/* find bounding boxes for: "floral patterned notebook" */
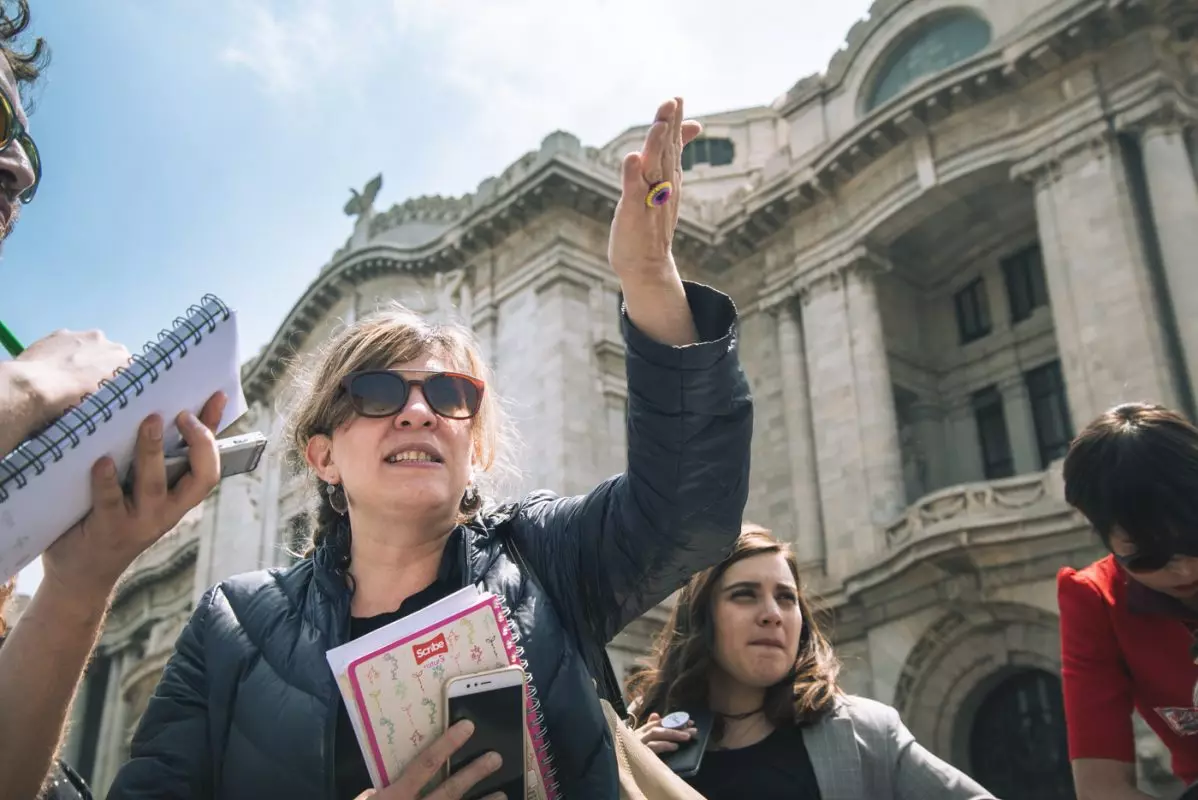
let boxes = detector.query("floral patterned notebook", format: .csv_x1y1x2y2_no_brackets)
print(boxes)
326,587,557,800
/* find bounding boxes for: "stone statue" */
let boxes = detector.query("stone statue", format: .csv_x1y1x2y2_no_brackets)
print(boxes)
344,174,382,248
344,173,383,220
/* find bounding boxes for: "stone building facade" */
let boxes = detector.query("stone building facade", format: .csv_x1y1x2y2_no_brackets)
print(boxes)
60,0,1198,796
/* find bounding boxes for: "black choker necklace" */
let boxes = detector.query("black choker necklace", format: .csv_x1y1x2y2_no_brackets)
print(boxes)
719,706,764,721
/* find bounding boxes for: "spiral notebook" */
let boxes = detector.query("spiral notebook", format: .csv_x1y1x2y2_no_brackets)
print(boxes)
0,294,247,582
326,586,559,800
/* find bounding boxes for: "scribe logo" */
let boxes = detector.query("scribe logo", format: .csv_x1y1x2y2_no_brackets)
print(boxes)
413,633,448,665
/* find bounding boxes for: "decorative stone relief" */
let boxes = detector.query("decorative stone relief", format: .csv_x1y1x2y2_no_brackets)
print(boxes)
885,469,1058,547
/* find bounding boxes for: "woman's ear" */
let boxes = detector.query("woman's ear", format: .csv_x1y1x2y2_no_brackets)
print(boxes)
305,434,339,485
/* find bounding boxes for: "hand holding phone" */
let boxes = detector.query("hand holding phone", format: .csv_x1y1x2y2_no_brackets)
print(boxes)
120,431,267,495
637,709,713,778
356,719,505,800
442,666,527,800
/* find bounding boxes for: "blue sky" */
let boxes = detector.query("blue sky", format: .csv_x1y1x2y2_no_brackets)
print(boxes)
10,0,872,594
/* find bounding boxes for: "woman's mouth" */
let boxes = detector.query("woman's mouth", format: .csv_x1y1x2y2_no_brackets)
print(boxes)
383,446,444,467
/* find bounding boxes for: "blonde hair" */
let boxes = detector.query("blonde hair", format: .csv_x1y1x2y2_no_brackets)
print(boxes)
283,304,513,562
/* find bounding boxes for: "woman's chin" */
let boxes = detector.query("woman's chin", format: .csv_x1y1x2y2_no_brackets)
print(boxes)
361,480,459,519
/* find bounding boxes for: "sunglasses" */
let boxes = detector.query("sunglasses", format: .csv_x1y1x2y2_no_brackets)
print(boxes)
0,86,39,204
1113,546,1198,574
340,370,484,420
1113,551,1175,573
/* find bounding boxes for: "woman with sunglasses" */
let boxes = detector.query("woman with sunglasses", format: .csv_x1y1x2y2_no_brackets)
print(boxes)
626,523,996,800
107,97,753,800
1059,403,1198,800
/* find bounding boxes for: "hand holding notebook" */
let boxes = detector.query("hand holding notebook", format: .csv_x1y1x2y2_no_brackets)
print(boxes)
0,294,249,583
38,391,227,605
327,586,557,800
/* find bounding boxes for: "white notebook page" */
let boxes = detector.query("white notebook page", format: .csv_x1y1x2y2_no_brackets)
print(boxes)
0,297,248,582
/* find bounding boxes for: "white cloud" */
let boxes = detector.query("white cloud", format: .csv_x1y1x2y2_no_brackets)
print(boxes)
222,0,874,152
219,0,391,96
391,1,874,154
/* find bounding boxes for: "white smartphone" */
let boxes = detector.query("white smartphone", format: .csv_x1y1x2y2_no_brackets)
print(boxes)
122,431,268,493
442,665,527,800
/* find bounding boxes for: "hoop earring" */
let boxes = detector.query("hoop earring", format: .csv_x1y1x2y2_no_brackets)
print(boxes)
461,483,481,514
327,482,349,515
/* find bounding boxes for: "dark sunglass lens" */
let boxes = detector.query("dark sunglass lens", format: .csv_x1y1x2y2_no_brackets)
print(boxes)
17,134,38,203
425,375,480,418
0,92,13,149
348,372,408,417
1122,551,1171,573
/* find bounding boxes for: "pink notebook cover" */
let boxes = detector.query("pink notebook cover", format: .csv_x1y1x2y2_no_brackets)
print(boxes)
346,594,557,799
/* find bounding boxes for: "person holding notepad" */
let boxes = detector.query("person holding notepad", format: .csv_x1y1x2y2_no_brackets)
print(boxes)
0,4,228,800
107,96,754,800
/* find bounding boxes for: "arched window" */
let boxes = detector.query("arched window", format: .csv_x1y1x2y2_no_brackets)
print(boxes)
681,138,735,171
865,10,991,111
968,669,1075,799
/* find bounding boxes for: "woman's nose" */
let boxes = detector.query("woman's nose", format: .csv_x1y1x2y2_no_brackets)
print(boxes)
393,385,436,428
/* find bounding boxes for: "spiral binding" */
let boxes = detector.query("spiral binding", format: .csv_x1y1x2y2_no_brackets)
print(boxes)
0,295,232,503
489,594,562,800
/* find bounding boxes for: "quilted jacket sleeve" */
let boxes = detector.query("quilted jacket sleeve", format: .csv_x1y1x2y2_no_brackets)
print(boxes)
512,280,753,644
106,587,215,799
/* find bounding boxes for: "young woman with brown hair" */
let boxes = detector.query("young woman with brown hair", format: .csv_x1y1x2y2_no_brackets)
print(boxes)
627,524,996,800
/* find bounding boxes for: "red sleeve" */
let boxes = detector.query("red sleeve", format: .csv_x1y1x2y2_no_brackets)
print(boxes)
1057,565,1136,764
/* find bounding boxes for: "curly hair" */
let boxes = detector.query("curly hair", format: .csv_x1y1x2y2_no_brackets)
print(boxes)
0,0,48,103
626,523,842,739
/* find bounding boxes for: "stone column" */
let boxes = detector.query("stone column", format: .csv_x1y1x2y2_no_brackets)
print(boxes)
472,302,498,371
91,647,129,794
845,261,906,524
497,266,604,497
192,469,263,595
944,398,984,484
801,251,905,579
1015,135,1181,425
999,376,1041,474
775,297,824,569
1140,119,1198,398
906,401,947,495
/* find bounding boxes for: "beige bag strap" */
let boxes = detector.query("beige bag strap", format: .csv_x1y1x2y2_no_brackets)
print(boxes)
600,699,708,800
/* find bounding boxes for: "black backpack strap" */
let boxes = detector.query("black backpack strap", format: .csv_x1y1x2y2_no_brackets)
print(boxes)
502,527,628,717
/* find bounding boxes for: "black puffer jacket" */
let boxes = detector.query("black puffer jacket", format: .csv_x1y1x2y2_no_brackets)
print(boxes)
107,282,752,799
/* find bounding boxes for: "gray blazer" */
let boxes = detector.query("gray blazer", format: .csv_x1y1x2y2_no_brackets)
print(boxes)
803,695,998,800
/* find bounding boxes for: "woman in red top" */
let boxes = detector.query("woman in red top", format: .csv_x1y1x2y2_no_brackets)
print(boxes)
1060,402,1198,800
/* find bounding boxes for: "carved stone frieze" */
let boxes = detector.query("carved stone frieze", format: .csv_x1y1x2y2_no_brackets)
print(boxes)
885,470,1053,548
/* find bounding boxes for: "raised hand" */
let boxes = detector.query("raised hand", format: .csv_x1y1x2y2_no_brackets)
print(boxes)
607,97,703,283
39,391,227,613
354,720,506,800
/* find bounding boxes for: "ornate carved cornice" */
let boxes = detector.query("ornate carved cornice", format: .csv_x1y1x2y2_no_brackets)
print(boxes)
733,0,1144,250
756,244,891,313
240,156,718,405
112,531,200,605
1010,80,1198,185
